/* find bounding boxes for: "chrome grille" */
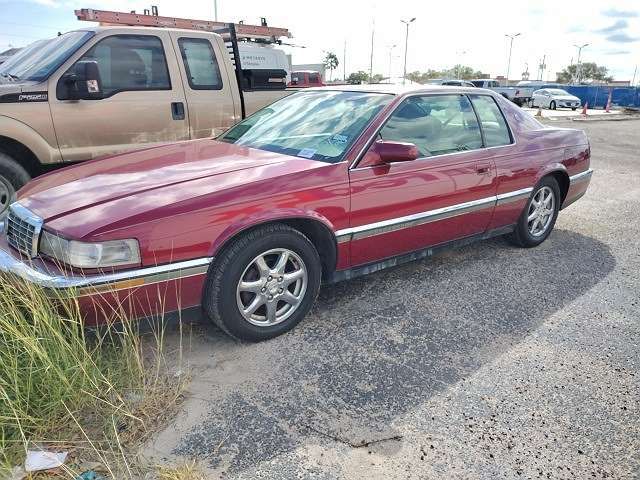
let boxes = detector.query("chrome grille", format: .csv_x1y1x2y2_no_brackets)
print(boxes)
5,204,43,258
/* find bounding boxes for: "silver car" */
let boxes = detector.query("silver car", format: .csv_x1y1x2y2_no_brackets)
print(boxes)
531,88,581,110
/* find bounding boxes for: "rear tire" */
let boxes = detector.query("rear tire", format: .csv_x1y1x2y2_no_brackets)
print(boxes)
0,153,31,219
571,107,577,111
202,224,322,342
507,176,561,248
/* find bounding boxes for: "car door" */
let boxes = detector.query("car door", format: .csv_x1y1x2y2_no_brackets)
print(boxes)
169,32,239,139
49,30,190,162
347,93,497,266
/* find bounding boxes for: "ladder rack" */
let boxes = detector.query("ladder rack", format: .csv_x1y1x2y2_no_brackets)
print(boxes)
75,8,292,41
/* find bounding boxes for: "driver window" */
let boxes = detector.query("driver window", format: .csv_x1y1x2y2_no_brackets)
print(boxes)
379,94,482,157
72,35,171,97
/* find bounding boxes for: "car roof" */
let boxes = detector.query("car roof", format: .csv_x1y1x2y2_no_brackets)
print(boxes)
305,84,488,96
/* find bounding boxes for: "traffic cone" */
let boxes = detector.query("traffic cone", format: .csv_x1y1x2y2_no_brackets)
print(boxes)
581,102,588,116
605,91,612,112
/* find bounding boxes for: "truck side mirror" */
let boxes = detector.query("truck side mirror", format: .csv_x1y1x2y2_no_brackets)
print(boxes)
58,60,103,100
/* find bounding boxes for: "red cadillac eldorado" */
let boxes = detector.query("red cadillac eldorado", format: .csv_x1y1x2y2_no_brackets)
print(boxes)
0,85,592,341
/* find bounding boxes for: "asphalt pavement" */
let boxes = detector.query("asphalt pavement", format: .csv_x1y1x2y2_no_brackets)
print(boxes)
145,119,640,479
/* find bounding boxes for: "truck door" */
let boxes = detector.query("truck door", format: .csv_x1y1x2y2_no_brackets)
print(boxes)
169,32,238,139
49,30,190,162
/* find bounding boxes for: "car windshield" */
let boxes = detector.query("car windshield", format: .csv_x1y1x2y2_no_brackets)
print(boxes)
0,31,94,82
219,90,393,163
548,89,570,96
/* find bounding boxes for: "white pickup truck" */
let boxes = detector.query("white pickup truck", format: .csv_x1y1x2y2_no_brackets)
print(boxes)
470,79,534,107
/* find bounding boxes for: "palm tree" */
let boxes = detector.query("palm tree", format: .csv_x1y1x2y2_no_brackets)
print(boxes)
323,52,339,82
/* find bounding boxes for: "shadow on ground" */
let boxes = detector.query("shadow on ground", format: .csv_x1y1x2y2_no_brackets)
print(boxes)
168,229,615,473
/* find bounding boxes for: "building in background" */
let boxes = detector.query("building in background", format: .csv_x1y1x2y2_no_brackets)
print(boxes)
292,63,325,78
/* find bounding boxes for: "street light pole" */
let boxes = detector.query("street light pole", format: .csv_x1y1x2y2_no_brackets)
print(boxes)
343,39,347,82
504,33,521,86
388,44,396,81
401,17,416,85
574,43,589,84
214,0,218,21
369,19,375,82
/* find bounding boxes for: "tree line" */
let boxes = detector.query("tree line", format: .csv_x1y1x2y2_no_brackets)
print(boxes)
337,62,614,85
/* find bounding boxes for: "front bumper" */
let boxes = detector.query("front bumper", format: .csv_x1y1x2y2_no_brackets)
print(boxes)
0,244,212,297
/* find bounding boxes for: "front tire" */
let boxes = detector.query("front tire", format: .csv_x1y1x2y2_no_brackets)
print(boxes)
550,100,557,110
203,224,322,342
507,176,561,248
0,152,31,219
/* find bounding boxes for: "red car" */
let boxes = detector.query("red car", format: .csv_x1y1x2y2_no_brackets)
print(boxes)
0,85,592,341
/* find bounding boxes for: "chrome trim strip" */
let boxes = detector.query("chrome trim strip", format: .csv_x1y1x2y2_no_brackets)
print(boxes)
336,185,536,243
569,168,593,183
496,187,533,205
336,195,497,242
0,248,212,295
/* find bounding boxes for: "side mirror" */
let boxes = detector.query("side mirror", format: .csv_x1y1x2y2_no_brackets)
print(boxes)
58,60,103,100
359,140,420,167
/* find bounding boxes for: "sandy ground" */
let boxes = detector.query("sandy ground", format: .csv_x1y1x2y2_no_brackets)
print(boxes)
144,119,640,479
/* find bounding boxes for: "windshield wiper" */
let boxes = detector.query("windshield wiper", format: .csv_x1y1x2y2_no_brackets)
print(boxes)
1,73,20,81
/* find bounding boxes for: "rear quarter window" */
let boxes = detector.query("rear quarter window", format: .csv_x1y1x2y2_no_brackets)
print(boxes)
469,95,513,147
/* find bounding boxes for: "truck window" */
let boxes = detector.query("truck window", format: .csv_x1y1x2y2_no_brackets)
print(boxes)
178,38,223,90
469,95,513,147
74,35,170,97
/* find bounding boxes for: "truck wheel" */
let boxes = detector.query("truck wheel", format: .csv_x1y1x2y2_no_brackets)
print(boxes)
0,152,31,218
203,223,322,342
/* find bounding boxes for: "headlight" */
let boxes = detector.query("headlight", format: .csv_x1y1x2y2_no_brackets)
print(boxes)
39,230,141,269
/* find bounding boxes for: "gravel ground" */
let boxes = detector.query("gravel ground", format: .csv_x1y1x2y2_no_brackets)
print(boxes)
145,119,640,479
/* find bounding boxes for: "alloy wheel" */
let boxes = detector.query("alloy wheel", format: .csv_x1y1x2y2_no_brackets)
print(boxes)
0,175,14,218
236,248,308,327
527,186,555,237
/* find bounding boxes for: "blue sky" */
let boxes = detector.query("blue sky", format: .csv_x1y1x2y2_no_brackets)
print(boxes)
1,0,639,82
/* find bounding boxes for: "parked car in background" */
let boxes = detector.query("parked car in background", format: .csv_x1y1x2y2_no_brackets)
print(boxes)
0,25,292,218
531,88,581,110
0,85,593,341
470,79,534,107
288,70,324,88
426,79,476,87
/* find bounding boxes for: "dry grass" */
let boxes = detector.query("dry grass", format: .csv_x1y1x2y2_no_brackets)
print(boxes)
156,460,206,480
0,277,190,479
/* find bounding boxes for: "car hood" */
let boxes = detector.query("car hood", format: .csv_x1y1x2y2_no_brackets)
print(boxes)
17,139,326,237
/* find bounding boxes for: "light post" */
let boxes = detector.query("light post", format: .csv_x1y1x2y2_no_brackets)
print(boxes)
574,43,589,84
388,44,396,81
456,50,468,79
505,33,521,86
401,17,416,85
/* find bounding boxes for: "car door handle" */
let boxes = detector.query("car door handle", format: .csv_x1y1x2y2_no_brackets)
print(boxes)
171,102,185,120
476,163,492,175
